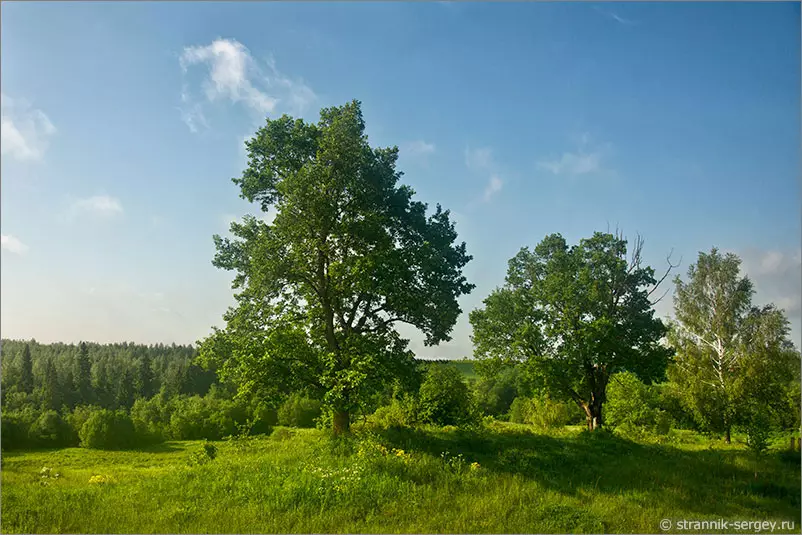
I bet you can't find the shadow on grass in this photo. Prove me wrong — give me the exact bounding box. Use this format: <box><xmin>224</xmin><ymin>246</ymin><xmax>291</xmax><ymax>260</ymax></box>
<box><xmin>373</xmin><ymin>426</ymin><xmax>801</xmax><ymax>520</ymax></box>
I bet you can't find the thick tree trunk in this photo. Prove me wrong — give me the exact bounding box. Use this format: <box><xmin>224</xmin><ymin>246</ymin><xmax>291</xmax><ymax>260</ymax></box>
<box><xmin>725</xmin><ymin>426</ymin><xmax>731</xmax><ymax>444</ymax></box>
<box><xmin>333</xmin><ymin>410</ymin><xmax>351</xmax><ymax>435</ymax></box>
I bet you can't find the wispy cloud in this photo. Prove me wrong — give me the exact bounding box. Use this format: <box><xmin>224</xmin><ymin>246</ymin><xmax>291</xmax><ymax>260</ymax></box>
<box><xmin>69</xmin><ymin>195</ymin><xmax>124</xmax><ymax>219</ymax></box>
<box><xmin>1</xmin><ymin>234</ymin><xmax>29</xmax><ymax>255</ymax></box>
<box><xmin>538</xmin><ymin>133</ymin><xmax>611</xmax><ymax>177</ymax></box>
<box><xmin>465</xmin><ymin>146</ymin><xmax>504</xmax><ymax>203</ymax></box>
<box><xmin>1</xmin><ymin>94</ymin><xmax>56</xmax><ymax>162</ymax></box>
<box><xmin>179</xmin><ymin>38</ymin><xmax>317</xmax><ymax>131</ymax></box>
<box><xmin>594</xmin><ymin>6</ymin><xmax>639</xmax><ymax>25</ymax></box>
<box><xmin>483</xmin><ymin>175</ymin><xmax>503</xmax><ymax>202</ymax></box>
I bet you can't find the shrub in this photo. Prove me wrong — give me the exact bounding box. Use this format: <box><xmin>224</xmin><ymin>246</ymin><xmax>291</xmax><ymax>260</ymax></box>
<box><xmin>187</xmin><ymin>441</ymin><xmax>218</xmax><ymax>466</ymax></box>
<box><xmin>79</xmin><ymin>410</ymin><xmax>137</xmax><ymax>450</ymax></box>
<box><xmin>2</xmin><ymin>409</ymin><xmax>37</xmax><ymax>450</ymax></box>
<box><xmin>277</xmin><ymin>393</ymin><xmax>321</xmax><ymax>428</ymax></box>
<box><xmin>29</xmin><ymin>410</ymin><xmax>71</xmax><ymax>447</ymax></box>
<box><xmin>369</xmin><ymin>399</ymin><xmax>412</xmax><ymax>429</ymax></box>
<box><xmin>416</xmin><ymin>365</ymin><xmax>478</xmax><ymax>427</ymax></box>
<box><xmin>508</xmin><ymin>396</ymin><xmax>577</xmax><ymax>429</ymax></box>
<box><xmin>508</xmin><ymin>397</ymin><xmax>530</xmax><ymax>424</ymax></box>
<box><xmin>65</xmin><ymin>405</ymin><xmax>101</xmax><ymax>446</ymax></box>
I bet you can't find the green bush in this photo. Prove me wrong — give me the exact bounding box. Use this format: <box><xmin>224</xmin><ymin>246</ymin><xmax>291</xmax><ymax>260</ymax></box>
<box><xmin>187</xmin><ymin>441</ymin><xmax>218</xmax><ymax>466</ymax></box>
<box><xmin>369</xmin><ymin>399</ymin><xmax>411</xmax><ymax>429</ymax></box>
<box><xmin>79</xmin><ymin>410</ymin><xmax>137</xmax><ymax>450</ymax></box>
<box><xmin>65</xmin><ymin>405</ymin><xmax>101</xmax><ymax>446</ymax></box>
<box><xmin>29</xmin><ymin>410</ymin><xmax>71</xmax><ymax>447</ymax></box>
<box><xmin>606</xmin><ymin>372</ymin><xmax>674</xmax><ymax>435</ymax></box>
<box><xmin>1</xmin><ymin>407</ymin><xmax>38</xmax><ymax>450</ymax></box>
<box><xmin>417</xmin><ymin>365</ymin><xmax>478</xmax><ymax>427</ymax></box>
<box><xmin>277</xmin><ymin>393</ymin><xmax>321</xmax><ymax>428</ymax></box>
<box><xmin>508</xmin><ymin>395</ymin><xmax>579</xmax><ymax>429</ymax></box>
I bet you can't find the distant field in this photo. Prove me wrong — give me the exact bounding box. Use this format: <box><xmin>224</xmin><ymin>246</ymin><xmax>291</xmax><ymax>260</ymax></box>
<box><xmin>422</xmin><ymin>358</ymin><xmax>478</xmax><ymax>380</ymax></box>
<box><xmin>2</xmin><ymin>423</ymin><xmax>799</xmax><ymax>534</ymax></box>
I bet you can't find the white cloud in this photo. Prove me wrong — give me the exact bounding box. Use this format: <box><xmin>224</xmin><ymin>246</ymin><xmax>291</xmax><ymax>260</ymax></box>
<box><xmin>465</xmin><ymin>146</ymin><xmax>505</xmax><ymax>204</ymax></box>
<box><xmin>402</xmin><ymin>140</ymin><xmax>436</xmax><ymax>157</ymax></box>
<box><xmin>179</xmin><ymin>38</ymin><xmax>316</xmax><ymax>131</ymax></box>
<box><xmin>1</xmin><ymin>234</ymin><xmax>29</xmax><ymax>255</ymax></box>
<box><xmin>69</xmin><ymin>195</ymin><xmax>124</xmax><ymax>219</ymax></box>
<box><xmin>483</xmin><ymin>175</ymin><xmax>503</xmax><ymax>202</ymax></box>
<box><xmin>538</xmin><ymin>151</ymin><xmax>602</xmax><ymax>176</ymax></box>
<box><xmin>538</xmin><ymin>134</ymin><xmax>611</xmax><ymax>177</ymax></box>
<box><xmin>1</xmin><ymin>94</ymin><xmax>56</xmax><ymax>162</ymax></box>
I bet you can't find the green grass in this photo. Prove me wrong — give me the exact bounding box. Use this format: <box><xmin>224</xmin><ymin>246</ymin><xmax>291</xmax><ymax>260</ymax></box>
<box><xmin>2</xmin><ymin>424</ymin><xmax>800</xmax><ymax>534</ymax></box>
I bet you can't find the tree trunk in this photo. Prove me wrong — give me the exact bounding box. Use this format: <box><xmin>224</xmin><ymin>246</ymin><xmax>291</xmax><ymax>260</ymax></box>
<box><xmin>725</xmin><ymin>426</ymin><xmax>731</xmax><ymax>444</ymax></box>
<box><xmin>333</xmin><ymin>410</ymin><xmax>350</xmax><ymax>435</ymax></box>
<box><xmin>582</xmin><ymin>396</ymin><xmax>604</xmax><ymax>431</ymax></box>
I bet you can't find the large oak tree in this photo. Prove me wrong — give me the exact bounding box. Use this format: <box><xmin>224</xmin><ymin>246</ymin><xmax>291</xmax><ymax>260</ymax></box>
<box><xmin>198</xmin><ymin>101</ymin><xmax>474</xmax><ymax>433</ymax></box>
<box><xmin>470</xmin><ymin>231</ymin><xmax>674</xmax><ymax>430</ymax></box>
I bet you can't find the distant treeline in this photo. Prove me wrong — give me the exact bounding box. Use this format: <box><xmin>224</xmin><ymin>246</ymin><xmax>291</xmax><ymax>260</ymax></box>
<box><xmin>1</xmin><ymin>339</ymin><xmax>219</xmax><ymax>411</ymax></box>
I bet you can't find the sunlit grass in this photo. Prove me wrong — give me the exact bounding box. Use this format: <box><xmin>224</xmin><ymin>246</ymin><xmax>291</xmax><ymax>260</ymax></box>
<box><xmin>2</xmin><ymin>424</ymin><xmax>799</xmax><ymax>534</ymax></box>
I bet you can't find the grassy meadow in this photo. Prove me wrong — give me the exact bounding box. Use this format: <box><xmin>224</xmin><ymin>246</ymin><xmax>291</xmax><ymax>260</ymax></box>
<box><xmin>2</xmin><ymin>422</ymin><xmax>800</xmax><ymax>534</ymax></box>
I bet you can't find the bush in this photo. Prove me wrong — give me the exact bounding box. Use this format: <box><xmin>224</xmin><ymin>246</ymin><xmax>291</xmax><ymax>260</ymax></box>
<box><xmin>508</xmin><ymin>396</ymin><xmax>578</xmax><ymax>429</ymax></box>
<box><xmin>79</xmin><ymin>410</ymin><xmax>137</xmax><ymax>450</ymax></box>
<box><xmin>277</xmin><ymin>393</ymin><xmax>321</xmax><ymax>428</ymax></box>
<box><xmin>417</xmin><ymin>365</ymin><xmax>478</xmax><ymax>427</ymax></box>
<box><xmin>1</xmin><ymin>407</ymin><xmax>38</xmax><ymax>450</ymax></box>
<box><xmin>369</xmin><ymin>399</ymin><xmax>411</xmax><ymax>429</ymax></box>
<box><xmin>65</xmin><ymin>405</ymin><xmax>101</xmax><ymax>446</ymax></box>
<box><xmin>187</xmin><ymin>441</ymin><xmax>217</xmax><ymax>466</ymax></box>
<box><xmin>29</xmin><ymin>410</ymin><xmax>71</xmax><ymax>447</ymax></box>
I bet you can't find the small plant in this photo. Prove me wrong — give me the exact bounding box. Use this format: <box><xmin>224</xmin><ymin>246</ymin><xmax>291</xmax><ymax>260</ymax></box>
<box><xmin>39</xmin><ymin>466</ymin><xmax>61</xmax><ymax>486</ymax></box>
<box><xmin>440</xmin><ymin>451</ymin><xmax>467</xmax><ymax>474</ymax></box>
<box><xmin>187</xmin><ymin>441</ymin><xmax>218</xmax><ymax>466</ymax></box>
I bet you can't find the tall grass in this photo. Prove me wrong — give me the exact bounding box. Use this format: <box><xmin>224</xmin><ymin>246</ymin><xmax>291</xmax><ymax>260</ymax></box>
<box><xmin>2</xmin><ymin>423</ymin><xmax>799</xmax><ymax>534</ymax></box>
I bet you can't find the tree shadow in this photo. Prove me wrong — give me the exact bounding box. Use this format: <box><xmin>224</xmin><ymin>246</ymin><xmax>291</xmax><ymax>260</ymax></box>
<box><xmin>373</xmin><ymin>426</ymin><xmax>801</xmax><ymax>521</ymax></box>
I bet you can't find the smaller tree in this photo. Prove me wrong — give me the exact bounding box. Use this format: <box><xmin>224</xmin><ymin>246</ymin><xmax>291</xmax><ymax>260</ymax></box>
<box><xmin>40</xmin><ymin>359</ymin><xmax>61</xmax><ymax>411</ymax></box>
<box><xmin>669</xmin><ymin>248</ymin><xmax>798</xmax><ymax>443</ymax></box>
<box><xmin>416</xmin><ymin>365</ymin><xmax>477</xmax><ymax>426</ymax></box>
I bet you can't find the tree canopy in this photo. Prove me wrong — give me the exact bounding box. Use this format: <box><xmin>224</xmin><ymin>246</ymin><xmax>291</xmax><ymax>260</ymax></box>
<box><xmin>198</xmin><ymin>100</ymin><xmax>474</xmax><ymax>433</ymax></box>
<box><xmin>470</xmin><ymin>231</ymin><xmax>674</xmax><ymax>429</ymax></box>
<box><xmin>668</xmin><ymin>248</ymin><xmax>799</xmax><ymax>442</ymax></box>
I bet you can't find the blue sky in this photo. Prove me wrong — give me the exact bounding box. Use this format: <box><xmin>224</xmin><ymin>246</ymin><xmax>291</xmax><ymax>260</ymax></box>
<box><xmin>2</xmin><ymin>2</ymin><xmax>800</xmax><ymax>356</ymax></box>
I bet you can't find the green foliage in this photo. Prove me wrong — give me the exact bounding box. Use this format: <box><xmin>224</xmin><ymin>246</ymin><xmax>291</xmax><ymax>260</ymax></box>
<box><xmin>79</xmin><ymin>410</ymin><xmax>137</xmax><ymax>450</ymax></box>
<box><xmin>473</xmin><ymin>365</ymin><xmax>520</xmax><ymax>417</ymax></box>
<box><xmin>416</xmin><ymin>365</ymin><xmax>478</xmax><ymax>426</ymax></box>
<box><xmin>29</xmin><ymin>410</ymin><xmax>71</xmax><ymax>447</ymax></box>
<box><xmin>277</xmin><ymin>393</ymin><xmax>322</xmax><ymax>428</ymax></box>
<box><xmin>198</xmin><ymin>100</ymin><xmax>473</xmax><ymax>432</ymax></box>
<box><xmin>368</xmin><ymin>398</ymin><xmax>414</xmax><ymax>429</ymax></box>
<box><xmin>507</xmin><ymin>396</ymin><xmax>579</xmax><ymax>429</ymax></box>
<box><xmin>605</xmin><ymin>371</ymin><xmax>673</xmax><ymax>435</ymax></box>
<box><xmin>470</xmin><ymin>232</ymin><xmax>673</xmax><ymax>429</ymax></box>
<box><xmin>187</xmin><ymin>441</ymin><xmax>218</xmax><ymax>466</ymax></box>
<box><xmin>669</xmin><ymin>248</ymin><xmax>799</xmax><ymax>441</ymax></box>
<box><xmin>19</xmin><ymin>344</ymin><xmax>33</xmax><ymax>395</ymax></box>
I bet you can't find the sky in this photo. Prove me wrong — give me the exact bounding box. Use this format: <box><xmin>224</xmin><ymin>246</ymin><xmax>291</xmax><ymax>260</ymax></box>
<box><xmin>2</xmin><ymin>2</ymin><xmax>800</xmax><ymax>357</ymax></box>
